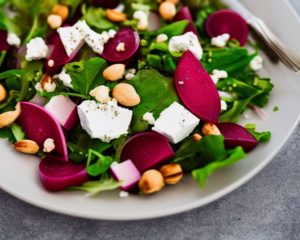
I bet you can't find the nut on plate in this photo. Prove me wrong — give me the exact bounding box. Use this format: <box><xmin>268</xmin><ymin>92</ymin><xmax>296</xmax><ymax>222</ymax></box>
<box><xmin>47</xmin><ymin>14</ymin><xmax>63</xmax><ymax>29</ymax></box>
<box><xmin>105</xmin><ymin>9</ymin><xmax>127</xmax><ymax>22</ymax></box>
<box><xmin>139</xmin><ymin>169</ymin><xmax>165</xmax><ymax>194</ymax></box>
<box><xmin>160</xmin><ymin>163</ymin><xmax>183</xmax><ymax>184</ymax></box>
<box><xmin>0</xmin><ymin>103</ymin><xmax>21</xmax><ymax>128</ymax></box>
<box><xmin>159</xmin><ymin>1</ymin><xmax>177</xmax><ymax>20</ymax></box>
<box><xmin>112</xmin><ymin>83</ymin><xmax>141</xmax><ymax>107</ymax></box>
<box><xmin>0</xmin><ymin>84</ymin><xmax>6</xmax><ymax>102</ymax></box>
<box><xmin>52</xmin><ymin>4</ymin><xmax>69</xmax><ymax>21</ymax></box>
<box><xmin>14</xmin><ymin>140</ymin><xmax>40</xmax><ymax>154</ymax></box>
<box><xmin>202</xmin><ymin>123</ymin><xmax>221</xmax><ymax>136</ymax></box>
<box><xmin>103</xmin><ymin>64</ymin><xmax>126</xmax><ymax>81</ymax></box>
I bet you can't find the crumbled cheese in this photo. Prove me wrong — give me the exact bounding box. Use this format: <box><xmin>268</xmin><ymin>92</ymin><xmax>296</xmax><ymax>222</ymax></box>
<box><xmin>211</xmin><ymin>33</ymin><xmax>230</xmax><ymax>48</ymax></box>
<box><xmin>114</xmin><ymin>3</ymin><xmax>125</xmax><ymax>13</ymax></box>
<box><xmin>77</xmin><ymin>100</ymin><xmax>133</xmax><ymax>142</ymax></box>
<box><xmin>143</xmin><ymin>112</ymin><xmax>155</xmax><ymax>125</ymax></box>
<box><xmin>116</xmin><ymin>42</ymin><xmax>125</xmax><ymax>52</ymax></box>
<box><xmin>221</xmin><ymin>100</ymin><xmax>227</xmax><ymax>111</ymax></box>
<box><xmin>152</xmin><ymin>102</ymin><xmax>200</xmax><ymax>144</ymax></box>
<box><xmin>119</xmin><ymin>191</ymin><xmax>129</xmax><ymax>198</ymax></box>
<box><xmin>44</xmin><ymin>82</ymin><xmax>57</xmax><ymax>92</ymax></box>
<box><xmin>125</xmin><ymin>68</ymin><xmax>136</xmax><ymax>80</ymax></box>
<box><xmin>53</xmin><ymin>69</ymin><xmax>73</xmax><ymax>88</ymax></box>
<box><xmin>133</xmin><ymin>10</ymin><xmax>149</xmax><ymax>30</ymax></box>
<box><xmin>250</xmin><ymin>55</ymin><xmax>263</xmax><ymax>71</ymax></box>
<box><xmin>89</xmin><ymin>85</ymin><xmax>110</xmax><ymax>103</ymax></box>
<box><xmin>156</xmin><ymin>34</ymin><xmax>168</xmax><ymax>43</ymax></box>
<box><xmin>210</xmin><ymin>69</ymin><xmax>228</xmax><ymax>84</ymax></box>
<box><xmin>25</xmin><ymin>37</ymin><xmax>49</xmax><ymax>61</ymax></box>
<box><xmin>7</xmin><ymin>33</ymin><xmax>21</xmax><ymax>47</ymax></box>
<box><xmin>43</xmin><ymin>138</ymin><xmax>55</xmax><ymax>153</ymax></box>
<box><xmin>169</xmin><ymin>32</ymin><xmax>203</xmax><ymax>60</ymax></box>
<box><xmin>48</xmin><ymin>59</ymin><xmax>55</xmax><ymax>67</ymax></box>
<box><xmin>218</xmin><ymin>91</ymin><xmax>233</xmax><ymax>99</ymax></box>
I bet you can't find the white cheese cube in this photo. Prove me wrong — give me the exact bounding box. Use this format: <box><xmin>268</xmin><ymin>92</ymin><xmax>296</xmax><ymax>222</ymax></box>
<box><xmin>25</xmin><ymin>37</ymin><xmax>49</xmax><ymax>61</ymax></box>
<box><xmin>44</xmin><ymin>95</ymin><xmax>77</xmax><ymax>127</ymax></box>
<box><xmin>152</xmin><ymin>102</ymin><xmax>200</xmax><ymax>144</ymax></box>
<box><xmin>77</xmin><ymin>100</ymin><xmax>132</xmax><ymax>142</ymax></box>
<box><xmin>57</xmin><ymin>26</ymin><xmax>85</xmax><ymax>56</ymax></box>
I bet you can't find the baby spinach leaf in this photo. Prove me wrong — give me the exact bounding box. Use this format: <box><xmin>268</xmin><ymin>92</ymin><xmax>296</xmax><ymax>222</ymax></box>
<box><xmin>0</xmin><ymin>127</ymin><xmax>15</xmax><ymax>143</ymax></box>
<box><xmin>86</xmin><ymin>150</ymin><xmax>113</xmax><ymax>177</ymax></box>
<box><xmin>158</xmin><ymin>20</ymin><xmax>189</xmax><ymax>38</ymax></box>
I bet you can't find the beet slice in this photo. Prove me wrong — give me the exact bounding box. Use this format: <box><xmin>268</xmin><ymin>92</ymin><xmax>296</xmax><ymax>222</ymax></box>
<box><xmin>217</xmin><ymin>122</ymin><xmax>258</xmax><ymax>152</ymax></box>
<box><xmin>174</xmin><ymin>51</ymin><xmax>221</xmax><ymax>123</ymax></box>
<box><xmin>205</xmin><ymin>10</ymin><xmax>249</xmax><ymax>46</ymax></box>
<box><xmin>120</xmin><ymin>132</ymin><xmax>174</xmax><ymax>173</ymax></box>
<box><xmin>45</xmin><ymin>33</ymin><xmax>81</xmax><ymax>76</ymax></box>
<box><xmin>18</xmin><ymin>102</ymin><xmax>68</xmax><ymax>161</ymax></box>
<box><xmin>39</xmin><ymin>156</ymin><xmax>88</xmax><ymax>191</ymax></box>
<box><xmin>92</xmin><ymin>0</ymin><xmax>119</xmax><ymax>8</ymax></box>
<box><xmin>101</xmin><ymin>28</ymin><xmax>140</xmax><ymax>64</ymax></box>
<box><xmin>174</xmin><ymin>7</ymin><xmax>198</xmax><ymax>35</ymax></box>
<box><xmin>0</xmin><ymin>30</ymin><xmax>10</xmax><ymax>51</ymax></box>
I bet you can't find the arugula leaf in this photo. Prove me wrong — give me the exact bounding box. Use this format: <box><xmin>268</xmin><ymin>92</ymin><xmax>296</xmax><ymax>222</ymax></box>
<box><xmin>66</xmin><ymin>57</ymin><xmax>107</xmax><ymax>95</ymax></box>
<box><xmin>192</xmin><ymin>147</ymin><xmax>246</xmax><ymax>187</ymax></box>
<box><xmin>11</xmin><ymin>123</ymin><xmax>25</xmax><ymax>142</ymax></box>
<box><xmin>69</xmin><ymin>174</ymin><xmax>121</xmax><ymax>196</ymax></box>
<box><xmin>86</xmin><ymin>150</ymin><xmax>113</xmax><ymax>177</ymax></box>
<box><xmin>245</xmin><ymin>124</ymin><xmax>271</xmax><ymax>142</ymax></box>
<box><xmin>0</xmin><ymin>69</ymin><xmax>25</xmax><ymax>79</ymax></box>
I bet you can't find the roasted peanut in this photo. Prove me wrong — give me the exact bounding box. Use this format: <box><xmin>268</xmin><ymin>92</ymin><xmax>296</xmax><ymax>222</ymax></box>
<box><xmin>47</xmin><ymin>14</ymin><xmax>63</xmax><ymax>29</ymax></box>
<box><xmin>159</xmin><ymin>1</ymin><xmax>176</xmax><ymax>20</ymax></box>
<box><xmin>139</xmin><ymin>170</ymin><xmax>165</xmax><ymax>194</ymax></box>
<box><xmin>0</xmin><ymin>103</ymin><xmax>21</xmax><ymax>128</ymax></box>
<box><xmin>14</xmin><ymin>140</ymin><xmax>40</xmax><ymax>154</ymax></box>
<box><xmin>0</xmin><ymin>84</ymin><xmax>6</xmax><ymax>102</ymax></box>
<box><xmin>89</xmin><ymin>85</ymin><xmax>110</xmax><ymax>103</ymax></box>
<box><xmin>105</xmin><ymin>9</ymin><xmax>127</xmax><ymax>22</ymax></box>
<box><xmin>112</xmin><ymin>83</ymin><xmax>140</xmax><ymax>107</ymax></box>
<box><xmin>193</xmin><ymin>133</ymin><xmax>202</xmax><ymax>142</ymax></box>
<box><xmin>160</xmin><ymin>163</ymin><xmax>183</xmax><ymax>184</ymax></box>
<box><xmin>103</xmin><ymin>64</ymin><xmax>126</xmax><ymax>81</ymax></box>
<box><xmin>202</xmin><ymin>123</ymin><xmax>221</xmax><ymax>136</ymax></box>
<box><xmin>52</xmin><ymin>4</ymin><xmax>69</xmax><ymax>21</ymax></box>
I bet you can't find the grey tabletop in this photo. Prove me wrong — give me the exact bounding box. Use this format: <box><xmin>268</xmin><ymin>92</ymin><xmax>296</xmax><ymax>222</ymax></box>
<box><xmin>1</xmin><ymin>1</ymin><xmax>300</xmax><ymax>240</ymax></box>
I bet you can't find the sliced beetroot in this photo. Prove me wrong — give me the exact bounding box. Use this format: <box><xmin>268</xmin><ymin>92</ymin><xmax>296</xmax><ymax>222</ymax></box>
<box><xmin>0</xmin><ymin>30</ymin><xmax>10</xmax><ymax>51</ymax></box>
<box><xmin>92</xmin><ymin>0</ymin><xmax>119</xmax><ymax>8</ymax></box>
<box><xmin>46</xmin><ymin>33</ymin><xmax>81</xmax><ymax>76</ymax></box>
<box><xmin>174</xmin><ymin>7</ymin><xmax>198</xmax><ymax>35</ymax></box>
<box><xmin>174</xmin><ymin>50</ymin><xmax>220</xmax><ymax>123</ymax></box>
<box><xmin>39</xmin><ymin>156</ymin><xmax>88</xmax><ymax>191</ymax></box>
<box><xmin>18</xmin><ymin>102</ymin><xmax>68</xmax><ymax>161</ymax></box>
<box><xmin>110</xmin><ymin>160</ymin><xmax>141</xmax><ymax>191</ymax></box>
<box><xmin>217</xmin><ymin>122</ymin><xmax>258</xmax><ymax>152</ymax></box>
<box><xmin>120</xmin><ymin>132</ymin><xmax>174</xmax><ymax>173</ymax></box>
<box><xmin>205</xmin><ymin>10</ymin><xmax>249</xmax><ymax>46</ymax></box>
<box><xmin>101</xmin><ymin>28</ymin><xmax>140</xmax><ymax>64</ymax></box>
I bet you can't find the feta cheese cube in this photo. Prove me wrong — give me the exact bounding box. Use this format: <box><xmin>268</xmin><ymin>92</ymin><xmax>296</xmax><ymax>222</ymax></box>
<box><xmin>143</xmin><ymin>112</ymin><xmax>155</xmax><ymax>125</ymax></box>
<box><xmin>77</xmin><ymin>100</ymin><xmax>132</xmax><ymax>142</ymax></box>
<box><xmin>25</xmin><ymin>37</ymin><xmax>49</xmax><ymax>61</ymax></box>
<box><xmin>169</xmin><ymin>32</ymin><xmax>203</xmax><ymax>60</ymax></box>
<box><xmin>57</xmin><ymin>26</ymin><xmax>85</xmax><ymax>56</ymax></box>
<box><xmin>152</xmin><ymin>102</ymin><xmax>200</xmax><ymax>144</ymax></box>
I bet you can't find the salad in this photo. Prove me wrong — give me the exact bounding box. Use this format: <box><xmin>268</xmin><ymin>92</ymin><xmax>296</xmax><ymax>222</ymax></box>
<box><xmin>0</xmin><ymin>0</ymin><xmax>273</xmax><ymax>197</ymax></box>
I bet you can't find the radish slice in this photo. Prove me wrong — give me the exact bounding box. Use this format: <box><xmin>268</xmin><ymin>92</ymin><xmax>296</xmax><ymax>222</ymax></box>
<box><xmin>44</xmin><ymin>95</ymin><xmax>79</xmax><ymax>131</ymax></box>
<box><xmin>18</xmin><ymin>102</ymin><xmax>68</xmax><ymax>161</ymax></box>
<box><xmin>46</xmin><ymin>33</ymin><xmax>81</xmax><ymax>76</ymax></box>
<box><xmin>217</xmin><ymin>122</ymin><xmax>258</xmax><ymax>152</ymax></box>
<box><xmin>174</xmin><ymin>7</ymin><xmax>198</xmax><ymax>35</ymax></box>
<box><xmin>101</xmin><ymin>28</ymin><xmax>140</xmax><ymax>64</ymax></box>
<box><xmin>39</xmin><ymin>156</ymin><xmax>88</xmax><ymax>191</ymax></box>
<box><xmin>205</xmin><ymin>10</ymin><xmax>249</xmax><ymax>46</ymax></box>
<box><xmin>0</xmin><ymin>30</ymin><xmax>10</xmax><ymax>51</ymax></box>
<box><xmin>174</xmin><ymin>51</ymin><xmax>221</xmax><ymax>124</ymax></box>
<box><xmin>120</xmin><ymin>132</ymin><xmax>174</xmax><ymax>173</ymax></box>
<box><xmin>110</xmin><ymin>160</ymin><xmax>141</xmax><ymax>191</ymax></box>
<box><xmin>92</xmin><ymin>0</ymin><xmax>119</xmax><ymax>8</ymax></box>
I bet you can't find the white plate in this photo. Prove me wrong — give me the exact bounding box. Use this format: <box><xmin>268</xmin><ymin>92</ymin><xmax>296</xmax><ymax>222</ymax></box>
<box><xmin>1</xmin><ymin>0</ymin><xmax>300</xmax><ymax>220</ymax></box>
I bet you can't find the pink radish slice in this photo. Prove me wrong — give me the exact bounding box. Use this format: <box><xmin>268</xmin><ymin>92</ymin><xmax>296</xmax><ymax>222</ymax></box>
<box><xmin>174</xmin><ymin>7</ymin><xmax>198</xmax><ymax>35</ymax></box>
<box><xmin>101</xmin><ymin>28</ymin><xmax>140</xmax><ymax>63</ymax></box>
<box><xmin>120</xmin><ymin>132</ymin><xmax>174</xmax><ymax>173</ymax></box>
<box><xmin>0</xmin><ymin>30</ymin><xmax>10</xmax><ymax>51</ymax></box>
<box><xmin>110</xmin><ymin>160</ymin><xmax>141</xmax><ymax>191</ymax></box>
<box><xmin>45</xmin><ymin>33</ymin><xmax>81</xmax><ymax>76</ymax></box>
<box><xmin>44</xmin><ymin>95</ymin><xmax>79</xmax><ymax>131</ymax></box>
<box><xmin>174</xmin><ymin>50</ymin><xmax>221</xmax><ymax>124</ymax></box>
<box><xmin>205</xmin><ymin>10</ymin><xmax>249</xmax><ymax>46</ymax></box>
<box><xmin>217</xmin><ymin>122</ymin><xmax>258</xmax><ymax>152</ymax></box>
<box><xmin>39</xmin><ymin>155</ymin><xmax>88</xmax><ymax>191</ymax></box>
<box><xmin>18</xmin><ymin>102</ymin><xmax>68</xmax><ymax>161</ymax></box>
<box><xmin>92</xmin><ymin>0</ymin><xmax>119</xmax><ymax>8</ymax></box>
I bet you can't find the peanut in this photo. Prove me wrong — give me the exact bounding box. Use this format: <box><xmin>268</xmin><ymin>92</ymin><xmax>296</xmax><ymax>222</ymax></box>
<box><xmin>159</xmin><ymin>1</ymin><xmax>176</xmax><ymax>21</ymax></box>
<box><xmin>202</xmin><ymin>123</ymin><xmax>221</xmax><ymax>136</ymax></box>
<box><xmin>103</xmin><ymin>64</ymin><xmax>126</xmax><ymax>81</ymax></box>
<box><xmin>47</xmin><ymin>14</ymin><xmax>63</xmax><ymax>29</ymax></box>
<box><xmin>52</xmin><ymin>4</ymin><xmax>69</xmax><ymax>21</ymax></box>
<box><xmin>160</xmin><ymin>163</ymin><xmax>183</xmax><ymax>184</ymax></box>
<box><xmin>14</xmin><ymin>140</ymin><xmax>39</xmax><ymax>155</ymax></box>
<box><xmin>138</xmin><ymin>170</ymin><xmax>165</xmax><ymax>194</ymax></box>
<box><xmin>0</xmin><ymin>103</ymin><xmax>21</xmax><ymax>128</ymax></box>
<box><xmin>112</xmin><ymin>83</ymin><xmax>140</xmax><ymax>107</ymax></box>
<box><xmin>105</xmin><ymin>9</ymin><xmax>127</xmax><ymax>22</ymax></box>
<box><xmin>89</xmin><ymin>85</ymin><xmax>110</xmax><ymax>103</ymax></box>
<box><xmin>0</xmin><ymin>84</ymin><xmax>6</xmax><ymax>102</ymax></box>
